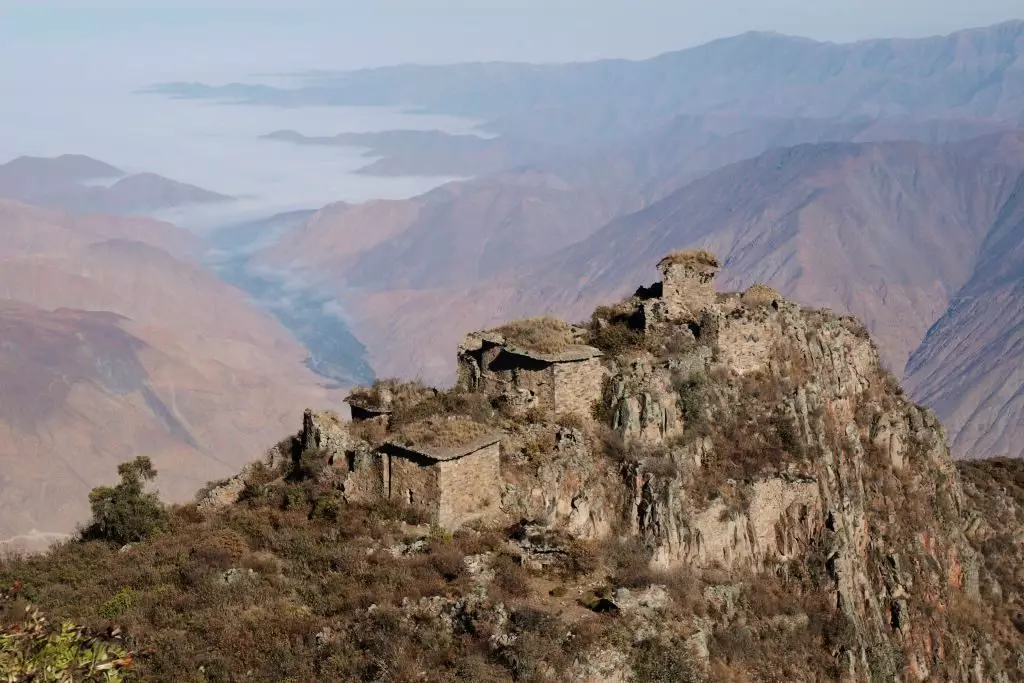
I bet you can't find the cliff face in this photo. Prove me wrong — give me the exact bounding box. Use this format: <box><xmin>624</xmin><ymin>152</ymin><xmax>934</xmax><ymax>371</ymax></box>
<box><xmin>292</xmin><ymin>255</ymin><xmax>1021</xmax><ymax>681</ymax></box>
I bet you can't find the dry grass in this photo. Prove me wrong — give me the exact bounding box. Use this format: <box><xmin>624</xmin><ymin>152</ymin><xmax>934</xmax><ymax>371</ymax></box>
<box><xmin>741</xmin><ymin>283</ymin><xmax>781</xmax><ymax>307</ymax></box>
<box><xmin>493</xmin><ymin>317</ymin><xmax>575</xmax><ymax>354</ymax></box>
<box><xmin>347</xmin><ymin>378</ymin><xmax>434</xmax><ymax>411</ymax></box>
<box><xmin>393</xmin><ymin>416</ymin><xmax>496</xmax><ymax>451</ymax></box>
<box><xmin>658</xmin><ymin>249</ymin><xmax>720</xmax><ymax>269</ymax></box>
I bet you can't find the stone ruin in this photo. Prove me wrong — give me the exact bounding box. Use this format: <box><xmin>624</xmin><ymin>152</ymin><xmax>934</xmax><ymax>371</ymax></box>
<box><xmin>456</xmin><ymin>332</ymin><xmax>605</xmax><ymax>420</ymax></box>
<box><xmin>301</xmin><ymin>248</ymin><xmax>780</xmax><ymax>530</ymax></box>
<box><xmin>303</xmin><ymin>410</ymin><xmax>502</xmax><ymax>529</ymax></box>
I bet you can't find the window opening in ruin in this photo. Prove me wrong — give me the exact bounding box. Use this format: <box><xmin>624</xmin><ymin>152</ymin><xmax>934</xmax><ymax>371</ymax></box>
<box><xmin>407</xmin><ymin>489</ymin><xmax>415</xmax><ymax>505</ymax></box>
<box><xmin>345</xmin><ymin>452</ymin><xmax>356</xmax><ymax>473</ymax></box>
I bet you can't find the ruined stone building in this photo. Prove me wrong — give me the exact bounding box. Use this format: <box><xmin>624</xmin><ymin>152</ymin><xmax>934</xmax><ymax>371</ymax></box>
<box><xmin>302</xmin><ymin>410</ymin><xmax>501</xmax><ymax>529</ymax></box>
<box><xmin>457</xmin><ymin>331</ymin><xmax>604</xmax><ymax>420</ymax></box>
<box><xmin>640</xmin><ymin>249</ymin><xmax>722</xmax><ymax>329</ymax></box>
<box><xmin>345</xmin><ymin>398</ymin><xmax>392</xmax><ymax>424</ymax></box>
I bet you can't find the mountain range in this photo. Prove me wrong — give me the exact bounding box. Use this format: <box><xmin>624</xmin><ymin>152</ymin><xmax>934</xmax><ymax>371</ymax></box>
<box><xmin>211</xmin><ymin>22</ymin><xmax>1024</xmax><ymax>461</ymax></box>
<box><xmin>0</xmin><ymin>161</ymin><xmax>338</xmax><ymax>547</ymax></box>
<box><xmin>155</xmin><ymin>20</ymin><xmax>1024</xmax><ymax>141</ymax></box>
<box><xmin>0</xmin><ymin>154</ymin><xmax>232</xmax><ymax>215</ymax></box>
<box><xmin>2</xmin><ymin>22</ymin><xmax>1023</xmax><ymax>546</ymax></box>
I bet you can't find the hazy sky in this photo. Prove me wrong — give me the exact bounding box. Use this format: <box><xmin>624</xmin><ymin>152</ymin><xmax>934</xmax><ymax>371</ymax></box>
<box><xmin>2</xmin><ymin>1</ymin><xmax>1021</xmax><ymax>82</ymax></box>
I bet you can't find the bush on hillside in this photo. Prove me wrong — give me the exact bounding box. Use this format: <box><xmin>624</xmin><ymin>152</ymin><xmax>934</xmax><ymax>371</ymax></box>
<box><xmin>0</xmin><ymin>586</ymin><xmax>133</xmax><ymax>681</ymax></box>
<box><xmin>83</xmin><ymin>457</ymin><xmax>168</xmax><ymax>546</ymax></box>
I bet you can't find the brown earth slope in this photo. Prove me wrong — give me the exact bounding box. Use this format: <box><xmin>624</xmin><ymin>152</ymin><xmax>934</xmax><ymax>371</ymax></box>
<box><xmin>0</xmin><ymin>200</ymin><xmax>341</xmax><ymax>546</ymax></box>
<box><xmin>905</xmin><ymin>170</ymin><xmax>1024</xmax><ymax>460</ymax></box>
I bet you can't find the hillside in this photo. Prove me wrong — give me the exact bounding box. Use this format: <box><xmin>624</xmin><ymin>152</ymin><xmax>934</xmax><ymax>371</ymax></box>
<box><xmin>2</xmin><ymin>252</ymin><xmax>1021</xmax><ymax>681</ymax></box>
<box><xmin>0</xmin><ymin>200</ymin><xmax>342</xmax><ymax>547</ymax></box>
<box><xmin>266</xmin><ymin>135</ymin><xmax>1024</xmax><ymax>461</ymax></box>
<box><xmin>0</xmin><ymin>154</ymin><xmax>232</xmax><ymax>215</ymax></box>
<box><xmin>905</xmin><ymin>170</ymin><xmax>1024</xmax><ymax>460</ymax></box>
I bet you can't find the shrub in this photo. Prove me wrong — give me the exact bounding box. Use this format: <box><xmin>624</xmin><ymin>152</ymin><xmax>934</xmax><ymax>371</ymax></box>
<box><xmin>392</xmin><ymin>416</ymin><xmax>495</xmax><ymax>451</ymax></box>
<box><xmin>83</xmin><ymin>457</ymin><xmax>168</xmax><ymax>546</ymax></box>
<box><xmin>741</xmin><ymin>283</ymin><xmax>781</xmax><ymax>307</ymax></box>
<box><xmin>493</xmin><ymin>555</ymin><xmax>531</xmax><ymax>599</ymax></box>
<box><xmin>390</xmin><ymin>388</ymin><xmax>495</xmax><ymax>428</ymax></box>
<box><xmin>589</xmin><ymin>323</ymin><xmax>647</xmax><ymax>356</ymax></box>
<box><xmin>672</xmin><ymin>371</ymin><xmax>706</xmax><ymax>428</ymax></box>
<box><xmin>588</xmin><ymin>304</ymin><xmax>647</xmax><ymax>356</ymax></box>
<box><xmin>658</xmin><ymin>249</ymin><xmax>720</xmax><ymax>269</ymax></box>
<box><xmin>493</xmin><ymin>317</ymin><xmax>574</xmax><ymax>354</ymax></box>
<box><xmin>555</xmin><ymin>412</ymin><xmax>586</xmax><ymax>431</ymax></box>
<box><xmin>97</xmin><ymin>587</ymin><xmax>138</xmax><ymax>620</ymax></box>
<box><xmin>346</xmin><ymin>378</ymin><xmax>433</xmax><ymax>411</ymax></box>
<box><xmin>631</xmin><ymin>638</ymin><xmax>704</xmax><ymax>682</ymax></box>
<box><xmin>292</xmin><ymin>447</ymin><xmax>329</xmax><ymax>481</ymax></box>
<box><xmin>1</xmin><ymin>594</ymin><xmax>133</xmax><ymax>681</ymax></box>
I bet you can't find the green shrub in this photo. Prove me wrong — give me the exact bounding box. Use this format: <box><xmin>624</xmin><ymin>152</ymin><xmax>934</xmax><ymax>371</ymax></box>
<box><xmin>97</xmin><ymin>588</ymin><xmax>138</xmax><ymax>620</ymax></box>
<box><xmin>292</xmin><ymin>447</ymin><xmax>329</xmax><ymax>481</ymax></box>
<box><xmin>672</xmin><ymin>371</ymin><xmax>706</xmax><ymax>428</ymax></box>
<box><xmin>311</xmin><ymin>493</ymin><xmax>343</xmax><ymax>522</ymax></box>
<box><xmin>84</xmin><ymin>457</ymin><xmax>168</xmax><ymax>546</ymax></box>
<box><xmin>1</xmin><ymin>589</ymin><xmax>133</xmax><ymax>681</ymax></box>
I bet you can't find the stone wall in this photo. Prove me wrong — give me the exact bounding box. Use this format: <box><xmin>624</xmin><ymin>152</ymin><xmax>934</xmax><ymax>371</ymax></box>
<box><xmin>659</xmin><ymin>261</ymin><xmax>719</xmax><ymax>321</ymax></box>
<box><xmin>339</xmin><ymin>451</ymin><xmax>387</xmax><ymax>504</ymax></box>
<box><xmin>386</xmin><ymin>450</ymin><xmax>441</xmax><ymax>521</ymax></box>
<box><xmin>461</xmin><ymin>344</ymin><xmax>557</xmax><ymax>414</ymax></box>
<box><xmin>552</xmin><ymin>357</ymin><xmax>606</xmax><ymax>420</ymax></box>
<box><xmin>437</xmin><ymin>443</ymin><xmax>501</xmax><ymax>528</ymax></box>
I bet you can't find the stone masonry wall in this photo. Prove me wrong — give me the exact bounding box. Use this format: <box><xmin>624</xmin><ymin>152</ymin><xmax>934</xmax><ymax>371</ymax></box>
<box><xmin>552</xmin><ymin>357</ymin><xmax>606</xmax><ymax>420</ymax></box>
<box><xmin>660</xmin><ymin>262</ymin><xmax>719</xmax><ymax>321</ymax></box>
<box><xmin>437</xmin><ymin>443</ymin><xmax>501</xmax><ymax>529</ymax></box>
<box><xmin>339</xmin><ymin>451</ymin><xmax>386</xmax><ymax>504</ymax></box>
<box><xmin>387</xmin><ymin>452</ymin><xmax>441</xmax><ymax>522</ymax></box>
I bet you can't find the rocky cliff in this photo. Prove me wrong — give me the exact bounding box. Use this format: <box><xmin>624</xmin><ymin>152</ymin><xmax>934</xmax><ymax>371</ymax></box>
<box><xmin>288</xmin><ymin>253</ymin><xmax>1022</xmax><ymax>681</ymax></box>
<box><xmin>4</xmin><ymin>251</ymin><xmax>1021</xmax><ymax>682</ymax></box>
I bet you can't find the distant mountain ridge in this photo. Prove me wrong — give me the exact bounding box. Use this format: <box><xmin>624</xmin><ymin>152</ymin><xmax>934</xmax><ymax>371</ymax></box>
<box><xmin>255</xmin><ymin>133</ymin><xmax>1024</xmax><ymax>460</ymax></box>
<box><xmin>0</xmin><ymin>154</ymin><xmax>232</xmax><ymax>215</ymax></box>
<box><xmin>154</xmin><ymin>20</ymin><xmax>1024</xmax><ymax>142</ymax></box>
<box><xmin>150</xmin><ymin>20</ymin><xmax>1024</xmax><ymax>461</ymax></box>
<box><xmin>0</xmin><ymin>198</ymin><xmax>341</xmax><ymax>544</ymax></box>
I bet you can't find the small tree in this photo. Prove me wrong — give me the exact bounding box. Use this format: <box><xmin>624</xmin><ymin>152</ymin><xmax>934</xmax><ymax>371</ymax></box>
<box><xmin>84</xmin><ymin>457</ymin><xmax>168</xmax><ymax>545</ymax></box>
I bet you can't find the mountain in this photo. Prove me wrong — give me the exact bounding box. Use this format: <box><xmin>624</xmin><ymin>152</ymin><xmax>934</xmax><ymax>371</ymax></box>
<box><xmin>0</xmin><ymin>155</ymin><xmax>232</xmax><ymax>215</ymax></box>
<box><xmin>257</xmin><ymin>135</ymin><xmax>1024</xmax><ymax>460</ymax></box>
<box><xmin>0</xmin><ymin>200</ymin><xmax>341</xmax><ymax>547</ymax></box>
<box><xmin>256</xmin><ymin>172</ymin><xmax>625</xmax><ymax>293</ymax></box>
<box><xmin>2</xmin><ymin>257</ymin><xmax>1021</xmax><ymax>680</ymax></box>
<box><xmin>905</xmin><ymin>170</ymin><xmax>1024</xmax><ymax>460</ymax></box>
<box><xmin>155</xmin><ymin>21</ymin><xmax>1024</xmax><ymax>142</ymax></box>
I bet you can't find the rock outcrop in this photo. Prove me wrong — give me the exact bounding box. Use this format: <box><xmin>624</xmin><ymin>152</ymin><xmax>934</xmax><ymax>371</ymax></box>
<box><xmin>194</xmin><ymin>250</ymin><xmax>1024</xmax><ymax>680</ymax></box>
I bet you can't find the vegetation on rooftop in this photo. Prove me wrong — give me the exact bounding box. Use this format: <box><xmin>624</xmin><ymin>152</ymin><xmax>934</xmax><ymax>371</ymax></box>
<box><xmin>741</xmin><ymin>283</ymin><xmax>781</xmax><ymax>307</ymax></box>
<box><xmin>658</xmin><ymin>248</ymin><xmax>720</xmax><ymax>269</ymax></box>
<box><xmin>346</xmin><ymin>378</ymin><xmax>435</xmax><ymax>411</ymax></box>
<box><xmin>492</xmin><ymin>317</ymin><xmax>577</xmax><ymax>355</ymax></box>
<box><xmin>392</xmin><ymin>416</ymin><xmax>496</xmax><ymax>452</ymax></box>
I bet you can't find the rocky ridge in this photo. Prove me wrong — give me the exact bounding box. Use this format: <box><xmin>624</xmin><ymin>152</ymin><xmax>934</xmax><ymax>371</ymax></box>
<box><xmin>5</xmin><ymin>251</ymin><xmax>1021</xmax><ymax>681</ymax></box>
<box><xmin>289</xmin><ymin>253</ymin><xmax>1022</xmax><ymax>680</ymax></box>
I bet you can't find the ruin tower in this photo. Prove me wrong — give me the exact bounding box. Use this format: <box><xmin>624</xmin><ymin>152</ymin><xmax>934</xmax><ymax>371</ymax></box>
<box><xmin>656</xmin><ymin>250</ymin><xmax>721</xmax><ymax>321</ymax></box>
